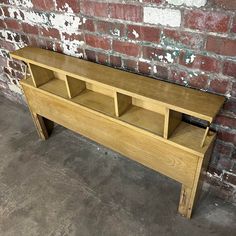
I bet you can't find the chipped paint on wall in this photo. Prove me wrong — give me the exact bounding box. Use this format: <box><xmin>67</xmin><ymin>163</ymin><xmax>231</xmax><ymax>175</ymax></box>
<box><xmin>144</xmin><ymin>8</ymin><xmax>181</xmax><ymax>27</ymax></box>
<box><xmin>9</xmin><ymin>0</ymin><xmax>33</xmax><ymax>8</ymax></box>
<box><xmin>166</xmin><ymin>0</ymin><xmax>207</xmax><ymax>7</ymax></box>
<box><xmin>132</xmin><ymin>29</ymin><xmax>139</xmax><ymax>39</ymax></box>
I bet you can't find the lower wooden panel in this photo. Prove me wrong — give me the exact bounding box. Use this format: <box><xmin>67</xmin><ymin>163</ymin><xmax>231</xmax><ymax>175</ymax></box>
<box><xmin>23</xmin><ymin>84</ymin><xmax>199</xmax><ymax>187</ymax></box>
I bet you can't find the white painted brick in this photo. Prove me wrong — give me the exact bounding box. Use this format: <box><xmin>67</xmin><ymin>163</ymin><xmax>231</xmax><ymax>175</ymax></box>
<box><xmin>166</xmin><ymin>0</ymin><xmax>207</xmax><ymax>8</ymax></box>
<box><xmin>144</xmin><ymin>8</ymin><xmax>181</xmax><ymax>27</ymax></box>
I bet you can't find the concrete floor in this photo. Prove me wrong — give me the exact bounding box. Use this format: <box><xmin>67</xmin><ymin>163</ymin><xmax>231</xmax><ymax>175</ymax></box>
<box><xmin>0</xmin><ymin>95</ymin><xmax>235</xmax><ymax>236</ymax></box>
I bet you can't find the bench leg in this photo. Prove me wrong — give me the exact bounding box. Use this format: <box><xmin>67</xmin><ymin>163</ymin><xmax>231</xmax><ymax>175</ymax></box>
<box><xmin>178</xmin><ymin>184</ymin><xmax>197</xmax><ymax>218</ymax></box>
<box><xmin>31</xmin><ymin>112</ymin><xmax>54</xmax><ymax>140</ymax></box>
<box><xmin>178</xmin><ymin>140</ymin><xmax>215</xmax><ymax>218</ymax></box>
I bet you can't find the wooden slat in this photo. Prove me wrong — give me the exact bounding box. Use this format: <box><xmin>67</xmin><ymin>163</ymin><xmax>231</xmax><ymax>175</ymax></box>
<box><xmin>11</xmin><ymin>47</ymin><xmax>225</xmax><ymax>121</ymax></box>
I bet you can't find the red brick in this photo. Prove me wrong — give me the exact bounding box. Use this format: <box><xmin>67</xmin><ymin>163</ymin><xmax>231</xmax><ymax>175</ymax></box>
<box><xmin>144</xmin><ymin>0</ymin><xmax>163</xmax><ymax>3</ymax></box>
<box><xmin>5</xmin><ymin>19</ymin><xmax>21</xmax><ymax>30</ymax></box>
<box><xmin>123</xmin><ymin>58</ymin><xmax>137</xmax><ymax>72</ymax></box>
<box><xmin>218</xmin><ymin>130</ymin><xmax>236</xmax><ymax>145</ymax></box>
<box><xmin>1</xmin><ymin>6</ymin><xmax>10</xmax><ymax>17</ymax></box>
<box><xmin>153</xmin><ymin>65</ymin><xmax>168</xmax><ymax>80</ymax></box>
<box><xmin>32</xmin><ymin>0</ymin><xmax>55</xmax><ymax>11</ymax></box>
<box><xmin>45</xmin><ymin>40</ymin><xmax>62</xmax><ymax>53</ymax></box>
<box><xmin>138</xmin><ymin>61</ymin><xmax>151</xmax><ymax>75</ymax></box>
<box><xmin>110</xmin><ymin>3</ymin><xmax>142</xmax><ymax>22</ymax></box>
<box><xmin>188</xmin><ymin>74</ymin><xmax>209</xmax><ymax>89</ymax></box>
<box><xmin>1</xmin><ymin>0</ymin><xmax>9</xmax><ymax>4</ymax></box>
<box><xmin>209</xmin><ymin>0</ymin><xmax>236</xmax><ymax>10</ymax></box>
<box><xmin>127</xmin><ymin>25</ymin><xmax>160</xmax><ymax>43</ymax></box>
<box><xmin>40</xmin><ymin>27</ymin><xmax>60</xmax><ymax>40</ymax></box>
<box><xmin>81</xmin><ymin>1</ymin><xmax>108</xmax><ymax>18</ymax></box>
<box><xmin>8</xmin><ymin>60</ymin><xmax>23</xmax><ymax>71</ymax></box>
<box><xmin>215</xmin><ymin>115</ymin><xmax>236</xmax><ymax>129</ymax></box>
<box><xmin>0</xmin><ymin>19</ymin><xmax>6</xmax><ymax>29</ymax></box>
<box><xmin>85</xmin><ymin>49</ymin><xmax>96</xmax><ymax>62</ymax></box>
<box><xmin>0</xmin><ymin>39</ymin><xmax>16</xmax><ymax>51</ymax></box>
<box><xmin>96</xmin><ymin>52</ymin><xmax>108</xmax><ymax>65</ymax></box>
<box><xmin>0</xmin><ymin>56</ymin><xmax>8</xmax><ymax>67</ymax></box>
<box><xmin>184</xmin><ymin>10</ymin><xmax>230</xmax><ymax>33</ymax></box>
<box><xmin>209</xmin><ymin>78</ymin><xmax>229</xmax><ymax>94</ymax></box>
<box><xmin>231</xmin><ymin>16</ymin><xmax>236</xmax><ymax>33</ymax></box>
<box><xmin>223</xmin><ymin>172</ymin><xmax>236</xmax><ymax>185</ymax></box>
<box><xmin>179</xmin><ymin>52</ymin><xmax>221</xmax><ymax>73</ymax></box>
<box><xmin>113</xmin><ymin>40</ymin><xmax>140</xmax><ymax>57</ymax></box>
<box><xmin>232</xmin><ymin>83</ymin><xmax>236</xmax><ymax>98</ymax></box>
<box><xmin>143</xmin><ymin>46</ymin><xmax>178</xmax><ymax>64</ymax></box>
<box><xmin>169</xmin><ymin>69</ymin><xmax>189</xmax><ymax>85</ymax></box>
<box><xmin>223</xmin><ymin>61</ymin><xmax>236</xmax><ymax>77</ymax></box>
<box><xmin>206</xmin><ymin>36</ymin><xmax>236</xmax><ymax>57</ymax></box>
<box><xmin>22</xmin><ymin>23</ymin><xmax>39</xmax><ymax>35</ymax></box>
<box><xmin>110</xmin><ymin>55</ymin><xmax>121</xmax><ymax>68</ymax></box>
<box><xmin>27</xmin><ymin>35</ymin><xmax>38</xmax><ymax>47</ymax></box>
<box><xmin>85</xmin><ymin>34</ymin><xmax>111</xmax><ymax>50</ymax></box>
<box><xmin>83</xmin><ymin>19</ymin><xmax>95</xmax><ymax>32</ymax></box>
<box><xmin>214</xmin><ymin>141</ymin><xmax>233</xmax><ymax>156</ymax></box>
<box><xmin>224</xmin><ymin>99</ymin><xmax>236</xmax><ymax>114</ymax></box>
<box><xmin>55</xmin><ymin>0</ymin><xmax>79</xmax><ymax>13</ymax></box>
<box><xmin>61</xmin><ymin>32</ymin><xmax>83</xmax><ymax>42</ymax></box>
<box><xmin>163</xmin><ymin>29</ymin><xmax>203</xmax><ymax>50</ymax></box>
<box><xmin>96</xmin><ymin>21</ymin><xmax>125</xmax><ymax>38</ymax></box>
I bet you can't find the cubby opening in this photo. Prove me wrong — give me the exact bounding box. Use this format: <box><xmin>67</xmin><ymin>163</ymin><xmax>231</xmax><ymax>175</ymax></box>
<box><xmin>68</xmin><ymin>77</ymin><xmax>116</xmax><ymax>116</ymax></box>
<box><xmin>115</xmin><ymin>92</ymin><xmax>165</xmax><ymax>136</ymax></box>
<box><xmin>28</xmin><ymin>63</ymin><xmax>68</xmax><ymax>98</ymax></box>
<box><xmin>165</xmin><ymin>109</ymin><xmax>212</xmax><ymax>149</ymax></box>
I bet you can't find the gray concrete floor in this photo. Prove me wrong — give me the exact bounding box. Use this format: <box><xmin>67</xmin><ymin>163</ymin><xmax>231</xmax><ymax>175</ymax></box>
<box><xmin>0</xmin><ymin>94</ymin><xmax>235</xmax><ymax>236</ymax></box>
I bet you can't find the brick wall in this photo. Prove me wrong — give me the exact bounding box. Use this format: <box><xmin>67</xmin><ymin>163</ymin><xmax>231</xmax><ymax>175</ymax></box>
<box><xmin>0</xmin><ymin>0</ymin><xmax>235</xmax><ymax>201</ymax></box>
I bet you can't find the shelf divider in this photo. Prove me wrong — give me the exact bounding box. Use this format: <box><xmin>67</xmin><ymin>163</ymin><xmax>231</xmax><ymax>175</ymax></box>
<box><xmin>28</xmin><ymin>63</ymin><xmax>54</xmax><ymax>87</ymax></box>
<box><xmin>164</xmin><ymin>108</ymin><xmax>182</xmax><ymax>139</ymax></box>
<box><xmin>114</xmin><ymin>92</ymin><xmax>132</xmax><ymax>117</ymax></box>
<box><xmin>65</xmin><ymin>76</ymin><xmax>86</xmax><ymax>99</ymax></box>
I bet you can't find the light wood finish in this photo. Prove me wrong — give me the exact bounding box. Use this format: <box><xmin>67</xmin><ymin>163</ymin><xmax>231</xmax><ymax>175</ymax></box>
<box><xmin>53</xmin><ymin>71</ymin><xmax>67</xmax><ymax>81</ymax></box>
<box><xmin>39</xmin><ymin>78</ymin><xmax>68</xmax><ymax>98</ymax></box>
<box><xmin>115</xmin><ymin>92</ymin><xmax>132</xmax><ymax>116</ymax></box>
<box><xmin>66</xmin><ymin>76</ymin><xmax>86</xmax><ymax>98</ymax></box>
<box><xmin>22</xmin><ymin>84</ymin><xmax>199</xmax><ymax>187</ymax></box>
<box><xmin>22</xmin><ymin>78</ymin><xmax>215</xmax><ymax>157</ymax></box>
<box><xmin>132</xmin><ymin>97</ymin><xmax>165</xmax><ymax>115</ymax></box>
<box><xmin>11</xmin><ymin>47</ymin><xmax>225</xmax><ymax>122</ymax></box>
<box><xmin>28</xmin><ymin>63</ymin><xmax>54</xmax><ymax>87</ymax></box>
<box><xmin>164</xmin><ymin>109</ymin><xmax>182</xmax><ymax>139</ymax></box>
<box><xmin>86</xmin><ymin>82</ymin><xmax>114</xmax><ymax>97</ymax></box>
<box><xmin>13</xmin><ymin>46</ymin><xmax>225</xmax><ymax>219</ymax></box>
<box><xmin>201</xmin><ymin>126</ymin><xmax>210</xmax><ymax>148</ymax></box>
<box><xmin>178</xmin><ymin>139</ymin><xmax>215</xmax><ymax>218</ymax></box>
<box><xmin>119</xmin><ymin>106</ymin><xmax>164</xmax><ymax>136</ymax></box>
<box><xmin>72</xmin><ymin>90</ymin><xmax>115</xmax><ymax>116</ymax></box>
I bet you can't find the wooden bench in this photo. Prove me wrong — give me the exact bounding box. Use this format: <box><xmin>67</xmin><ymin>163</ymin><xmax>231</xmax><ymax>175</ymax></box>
<box><xmin>11</xmin><ymin>47</ymin><xmax>225</xmax><ymax>218</ymax></box>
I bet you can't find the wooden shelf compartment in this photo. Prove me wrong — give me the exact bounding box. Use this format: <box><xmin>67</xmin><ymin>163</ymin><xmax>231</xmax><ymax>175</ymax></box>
<box><xmin>67</xmin><ymin>76</ymin><xmax>116</xmax><ymax>116</ymax></box>
<box><xmin>28</xmin><ymin>63</ymin><xmax>68</xmax><ymax>98</ymax></box>
<box><xmin>11</xmin><ymin>47</ymin><xmax>225</xmax><ymax>122</ymax></box>
<box><xmin>115</xmin><ymin>93</ymin><xmax>165</xmax><ymax>136</ymax></box>
<box><xmin>168</xmin><ymin>121</ymin><xmax>214</xmax><ymax>152</ymax></box>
